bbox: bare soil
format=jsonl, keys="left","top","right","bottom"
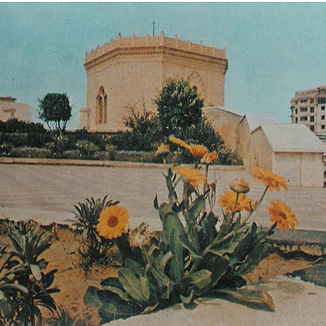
{"left": 8, "top": 226, "right": 315, "bottom": 325}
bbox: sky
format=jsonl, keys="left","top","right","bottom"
{"left": 1, "top": 2, "right": 326, "bottom": 130}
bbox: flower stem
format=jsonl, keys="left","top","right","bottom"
{"left": 202, "top": 186, "right": 269, "bottom": 256}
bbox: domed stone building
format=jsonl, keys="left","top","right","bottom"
{"left": 79, "top": 32, "right": 228, "bottom": 132}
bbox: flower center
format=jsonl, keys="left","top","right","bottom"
{"left": 107, "top": 215, "right": 118, "bottom": 227}
{"left": 279, "top": 212, "right": 287, "bottom": 220}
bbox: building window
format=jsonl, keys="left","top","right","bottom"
{"left": 310, "top": 116, "right": 315, "bottom": 122}
{"left": 322, "top": 116, "right": 325, "bottom": 120}
{"left": 311, "top": 99, "right": 314, "bottom": 103}
{"left": 322, "top": 125, "right": 325, "bottom": 129}
{"left": 300, "top": 107, "right": 308, "bottom": 112}
{"left": 318, "top": 97, "right": 326, "bottom": 104}
{"left": 295, "top": 109, "right": 298, "bottom": 114}
{"left": 310, "top": 107, "right": 315, "bottom": 113}
{"left": 310, "top": 125, "right": 315, "bottom": 131}
{"left": 295, "top": 117, "right": 298, "bottom": 123}
{"left": 96, "top": 87, "right": 108, "bottom": 124}
{"left": 322, "top": 106, "right": 325, "bottom": 111}
{"left": 300, "top": 99, "right": 308, "bottom": 103}
{"left": 300, "top": 116, "right": 308, "bottom": 121}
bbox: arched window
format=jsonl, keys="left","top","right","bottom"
{"left": 96, "top": 87, "right": 108, "bottom": 124}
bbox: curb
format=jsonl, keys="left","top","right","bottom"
{"left": 0, "top": 157, "right": 245, "bottom": 171}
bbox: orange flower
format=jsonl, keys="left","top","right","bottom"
{"left": 219, "top": 190, "right": 253, "bottom": 213}
{"left": 268, "top": 200, "right": 298, "bottom": 230}
{"left": 156, "top": 143, "right": 170, "bottom": 155}
{"left": 201, "top": 151, "right": 219, "bottom": 164}
{"left": 230, "top": 178, "right": 250, "bottom": 194}
{"left": 189, "top": 145, "right": 208, "bottom": 157}
{"left": 97, "top": 205, "right": 129, "bottom": 239}
{"left": 253, "top": 167, "right": 288, "bottom": 192}
{"left": 169, "top": 137, "right": 191, "bottom": 150}
{"left": 174, "top": 167, "right": 207, "bottom": 188}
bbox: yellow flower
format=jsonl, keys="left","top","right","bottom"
{"left": 219, "top": 190, "right": 253, "bottom": 213}
{"left": 201, "top": 151, "right": 219, "bottom": 164}
{"left": 156, "top": 143, "right": 170, "bottom": 155}
{"left": 230, "top": 178, "right": 250, "bottom": 194}
{"left": 174, "top": 167, "right": 207, "bottom": 188}
{"left": 169, "top": 136, "right": 191, "bottom": 150}
{"left": 268, "top": 200, "right": 298, "bottom": 231}
{"left": 97, "top": 205, "right": 129, "bottom": 240}
{"left": 189, "top": 145, "right": 208, "bottom": 157}
{"left": 253, "top": 167, "right": 288, "bottom": 192}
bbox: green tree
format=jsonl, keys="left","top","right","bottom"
{"left": 154, "top": 78, "right": 204, "bottom": 137}
{"left": 38, "top": 93, "right": 72, "bottom": 135}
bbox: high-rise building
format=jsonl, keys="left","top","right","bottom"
{"left": 290, "top": 85, "right": 326, "bottom": 136}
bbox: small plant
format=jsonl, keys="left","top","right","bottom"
{"left": 70, "top": 196, "right": 120, "bottom": 272}
{"left": 47, "top": 135, "right": 69, "bottom": 157}
{"left": 84, "top": 137, "right": 298, "bottom": 323}
{"left": 0, "top": 220, "right": 60, "bottom": 326}
{"left": 75, "top": 139, "right": 100, "bottom": 158}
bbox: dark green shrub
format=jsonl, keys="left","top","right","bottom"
{"left": 75, "top": 140, "right": 100, "bottom": 159}
{"left": 154, "top": 78, "right": 204, "bottom": 137}
{"left": 46, "top": 135, "right": 69, "bottom": 157}
{"left": 114, "top": 151, "right": 161, "bottom": 163}
{"left": 109, "top": 107, "right": 163, "bottom": 152}
{"left": 63, "top": 149, "right": 82, "bottom": 160}
{"left": 0, "top": 119, "right": 46, "bottom": 133}
{"left": 0, "top": 132, "right": 52, "bottom": 149}
{"left": 66, "top": 129, "right": 108, "bottom": 151}
{"left": 10, "top": 147, "right": 52, "bottom": 158}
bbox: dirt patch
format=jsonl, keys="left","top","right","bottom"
{"left": 2, "top": 225, "right": 314, "bottom": 325}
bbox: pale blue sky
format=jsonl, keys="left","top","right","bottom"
{"left": 1, "top": 2, "right": 326, "bottom": 129}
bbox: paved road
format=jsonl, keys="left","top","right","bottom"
{"left": 1, "top": 164, "right": 326, "bottom": 231}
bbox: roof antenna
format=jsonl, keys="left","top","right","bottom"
{"left": 153, "top": 21, "right": 155, "bottom": 36}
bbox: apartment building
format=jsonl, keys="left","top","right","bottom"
{"left": 290, "top": 85, "right": 326, "bottom": 136}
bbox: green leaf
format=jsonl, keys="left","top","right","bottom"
{"left": 208, "top": 257, "right": 229, "bottom": 288}
{"left": 140, "top": 275, "right": 150, "bottom": 301}
{"left": 118, "top": 268, "right": 147, "bottom": 303}
{"left": 187, "top": 270, "right": 212, "bottom": 289}
{"left": 84, "top": 286, "right": 102, "bottom": 308}
{"left": 162, "top": 212, "right": 185, "bottom": 244}
{"left": 229, "top": 231, "right": 252, "bottom": 266}
{"left": 2, "top": 283, "right": 28, "bottom": 294}
{"left": 158, "top": 251, "right": 173, "bottom": 270}
{"left": 179, "top": 237, "right": 202, "bottom": 259}
{"left": 0, "top": 298, "right": 12, "bottom": 319}
{"left": 159, "top": 202, "right": 172, "bottom": 222}
{"left": 207, "top": 232, "right": 246, "bottom": 256}
{"left": 180, "top": 289, "right": 194, "bottom": 304}
{"left": 30, "top": 264, "right": 42, "bottom": 281}
{"left": 216, "top": 289, "right": 275, "bottom": 311}
{"left": 170, "top": 228, "right": 184, "bottom": 284}
{"left": 152, "top": 268, "right": 171, "bottom": 287}
{"left": 125, "top": 258, "right": 144, "bottom": 276}
{"left": 0, "top": 290, "right": 4, "bottom": 300}
{"left": 200, "top": 211, "right": 218, "bottom": 245}
{"left": 100, "top": 277, "right": 130, "bottom": 301}
{"left": 189, "top": 196, "right": 205, "bottom": 219}
{"left": 99, "top": 302, "right": 136, "bottom": 323}
{"left": 154, "top": 195, "right": 159, "bottom": 210}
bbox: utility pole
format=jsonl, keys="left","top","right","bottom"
{"left": 153, "top": 21, "right": 155, "bottom": 36}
